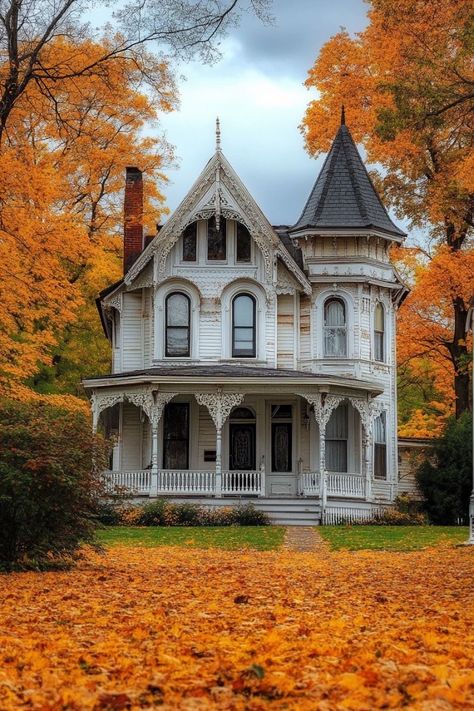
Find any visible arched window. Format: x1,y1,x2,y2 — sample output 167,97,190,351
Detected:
374,302,385,362
207,216,226,260
232,293,256,357
165,292,190,357
324,298,347,356
374,412,387,479
236,222,251,262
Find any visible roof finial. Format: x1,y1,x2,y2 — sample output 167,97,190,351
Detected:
341,104,346,126
216,116,221,152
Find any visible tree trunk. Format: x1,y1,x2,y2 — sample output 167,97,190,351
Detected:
449,296,471,418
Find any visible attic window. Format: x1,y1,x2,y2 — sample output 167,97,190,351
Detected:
236,223,251,262
182,222,197,262
207,216,226,260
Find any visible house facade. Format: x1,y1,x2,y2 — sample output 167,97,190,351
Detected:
83,116,409,524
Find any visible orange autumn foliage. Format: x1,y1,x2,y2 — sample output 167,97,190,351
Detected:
0,38,176,400
301,0,473,426
1,545,474,709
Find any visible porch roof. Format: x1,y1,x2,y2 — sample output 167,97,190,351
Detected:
83,363,383,395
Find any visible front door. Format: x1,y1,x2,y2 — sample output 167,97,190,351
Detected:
229,423,256,470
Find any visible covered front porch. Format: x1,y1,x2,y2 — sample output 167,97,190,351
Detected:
86,365,393,510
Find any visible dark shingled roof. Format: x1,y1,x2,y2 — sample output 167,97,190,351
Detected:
290,123,405,238
273,225,304,270
86,363,332,381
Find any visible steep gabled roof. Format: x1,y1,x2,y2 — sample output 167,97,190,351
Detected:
291,120,405,239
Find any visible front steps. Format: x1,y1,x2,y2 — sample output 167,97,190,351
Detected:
168,496,322,526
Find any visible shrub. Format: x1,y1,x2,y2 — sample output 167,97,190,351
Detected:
416,413,472,524
357,509,427,526
136,499,170,526
102,499,270,527
232,502,270,526
0,398,109,571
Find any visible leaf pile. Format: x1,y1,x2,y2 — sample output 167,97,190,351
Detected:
1,545,473,709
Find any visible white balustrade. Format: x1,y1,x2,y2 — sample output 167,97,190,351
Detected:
105,470,151,494
300,471,321,496
222,470,262,495
326,472,366,498
157,470,215,495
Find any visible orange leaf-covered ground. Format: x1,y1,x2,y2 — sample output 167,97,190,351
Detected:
1,545,474,709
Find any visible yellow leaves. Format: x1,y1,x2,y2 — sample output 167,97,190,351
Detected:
1,545,474,709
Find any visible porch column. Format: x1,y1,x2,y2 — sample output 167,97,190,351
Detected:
195,390,244,498
297,392,343,512
349,396,382,503
362,428,373,501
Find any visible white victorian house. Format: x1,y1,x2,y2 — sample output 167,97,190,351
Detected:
83,116,409,525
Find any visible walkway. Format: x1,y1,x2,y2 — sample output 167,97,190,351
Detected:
283,526,330,554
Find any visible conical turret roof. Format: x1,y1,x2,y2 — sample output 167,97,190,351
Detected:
291,116,405,238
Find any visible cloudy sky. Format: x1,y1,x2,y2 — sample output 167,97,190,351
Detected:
158,0,368,224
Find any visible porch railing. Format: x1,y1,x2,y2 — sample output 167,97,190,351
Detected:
222,470,262,495
299,471,321,496
104,470,152,495
157,470,214,495
326,472,366,498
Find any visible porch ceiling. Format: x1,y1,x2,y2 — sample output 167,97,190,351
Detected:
82,363,383,396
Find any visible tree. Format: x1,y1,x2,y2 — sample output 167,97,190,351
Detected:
301,0,473,421
0,0,271,142
0,398,109,570
0,37,175,398
416,413,472,524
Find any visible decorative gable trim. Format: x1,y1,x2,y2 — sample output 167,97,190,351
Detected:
124,151,311,295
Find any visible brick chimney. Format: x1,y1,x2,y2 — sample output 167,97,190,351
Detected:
123,167,143,274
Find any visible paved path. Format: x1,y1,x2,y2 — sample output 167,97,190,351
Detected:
284,526,330,553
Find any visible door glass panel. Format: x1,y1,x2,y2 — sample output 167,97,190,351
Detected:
272,423,292,472
163,403,189,469
230,424,256,470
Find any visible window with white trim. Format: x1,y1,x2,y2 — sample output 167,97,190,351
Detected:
325,403,348,472
324,298,347,356
232,293,256,357
165,292,190,357
374,302,385,362
374,412,387,479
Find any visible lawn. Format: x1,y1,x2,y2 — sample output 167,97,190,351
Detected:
97,525,285,550
319,524,469,551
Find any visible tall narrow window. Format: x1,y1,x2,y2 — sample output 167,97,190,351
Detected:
374,412,387,480
374,302,385,362
325,403,348,472
236,222,251,262
324,298,347,356
165,292,190,357
232,293,256,357
182,222,197,262
207,215,226,260
163,403,189,469
271,405,292,472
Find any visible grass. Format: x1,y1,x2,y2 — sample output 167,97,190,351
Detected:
319,525,469,551
96,525,285,551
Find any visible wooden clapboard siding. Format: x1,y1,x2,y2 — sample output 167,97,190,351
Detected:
122,292,143,371
277,294,294,368
197,406,216,469
143,288,152,368
121,402,143,469
199,298,221,360
299,294,311,365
